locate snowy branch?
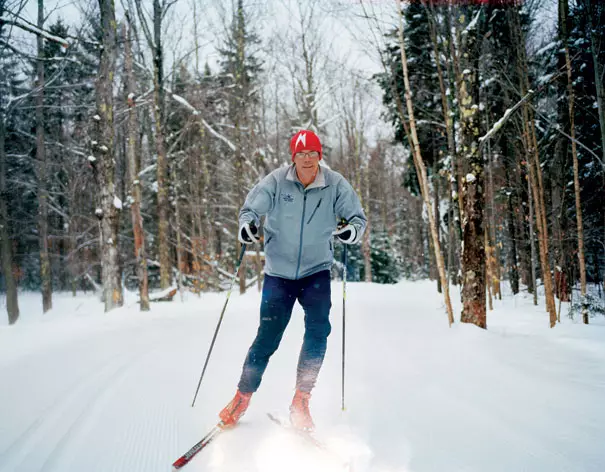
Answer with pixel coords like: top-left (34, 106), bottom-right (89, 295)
top-left (1, 17), bottom-right (69, 48)
top-left (478, 71), bottom-right (562, 148)
top-left (167, 91), bottom-right (237, 151)
top-left (462, 10), bottom-right (482, 35)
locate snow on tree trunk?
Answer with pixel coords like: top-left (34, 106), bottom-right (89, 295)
top-left (36, 0), bottom-right (52, 313)
top-left (125, 18), bottom-right (149, 312)
top-left (0, 108), bottom-right (19, 324)
top-left (94, 0), bottom-right (123, 312)
top-left (456, 6), bottom-right (486, 329)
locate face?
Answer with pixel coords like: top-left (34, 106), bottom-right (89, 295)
top-left (293, 151), bottom-right (320, 174)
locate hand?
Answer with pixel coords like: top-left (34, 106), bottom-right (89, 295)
top-left (334, 223), bottom-right (358, 244)
top-left (239, 222), bottom-right (260, 244)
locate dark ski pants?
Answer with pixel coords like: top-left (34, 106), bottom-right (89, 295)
top-left (238, 270), bottom-right (332, 394)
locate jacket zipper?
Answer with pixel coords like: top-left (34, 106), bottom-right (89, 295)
top-left (306, 198), bottom-right (322, 224)
top-left (295, 191), bottom-right (307, 279)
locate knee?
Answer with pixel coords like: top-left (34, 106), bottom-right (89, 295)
top-left (305, 319), bottom-right (331, 339)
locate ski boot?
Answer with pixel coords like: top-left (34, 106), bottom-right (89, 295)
top-left (289, 389), bottom-right (314, 431)
top-left (219, 390), bottom-right (252, 428)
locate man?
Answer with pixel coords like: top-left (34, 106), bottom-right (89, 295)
top-left (219, 130), bottom-right (366, 431)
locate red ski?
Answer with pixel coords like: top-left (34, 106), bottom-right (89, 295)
top-left (172, 423), bottom-right (223, 470)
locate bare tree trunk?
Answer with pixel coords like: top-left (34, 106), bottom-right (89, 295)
top-left (0, 109), bottom-right (19, 323)
top-left (502, 139), bottom-right (519, 295)
top-left (135, 0), bottom-right (171, 289)
top-left (125, 17), bottom-right (149, 311)
top-left (36, 0), bottom-right (52, 313)
top-left (486, 227), bottom-right (493, 311)
top-left (511, 6), bottom-right (557, 326)
top-left (154, 0), bottom-right (170, 289)
top-left (487, 137), bottom-right (501, 300)
top-left (528, 162), bottom-right (538, 307)
top-left (433, 158), bottom-right (442, 293)
top-left (560, 0), bottom-right (588, 324)
top-left (175, 197), bottom-right (184, 301)
top-left (95, 0), bottom-right (123, 312)
top-left (396, 1), bottom-right (454, 326)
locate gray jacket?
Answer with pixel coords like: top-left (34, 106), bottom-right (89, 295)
top-left (239, 164), bottom-right (367, 280)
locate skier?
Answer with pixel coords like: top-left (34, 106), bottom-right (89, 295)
top-left (218, 130), bottom-right (367, 431)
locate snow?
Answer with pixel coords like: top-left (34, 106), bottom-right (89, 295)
top-left (463, 10), bottom-right (481, 35)
top-left (87, 155), bottom-right (96, 162)
top-left (93, 115), bottom-right (101, 121)
top-left (536, 41), bottom-right (558, 56)
top-left (113, 196), bottom-right (122, 209)
top-left (1, 282), bottom-right (604, 472)
top-left (480, 107), bottom-right (513, 143)
top-left (2, 17), bottom-right (69, 47)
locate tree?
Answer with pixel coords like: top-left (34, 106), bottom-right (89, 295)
top-left (94, 0), bottom-right (123, 311)
top-left (135, 0), bottom-right (178, 290)
top-left (218, 0), bottom-right (263, 294)
top-left (394, 0), bottom-right (454, 326)
top-left (35, 0), bottom-right (52, 312)
top-left (456, 5), bottom-right (487, 329)
top-left (124, 14), bottom-right (150, 311)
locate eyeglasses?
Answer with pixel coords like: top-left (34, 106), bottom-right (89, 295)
top-left (294, 151), bottom-right (320, 159)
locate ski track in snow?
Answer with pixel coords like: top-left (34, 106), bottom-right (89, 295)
top-left (0, 283), bottom-right (604, 472)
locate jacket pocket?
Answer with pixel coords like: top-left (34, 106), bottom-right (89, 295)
top-left (306, 198), bottom-right (322, 224)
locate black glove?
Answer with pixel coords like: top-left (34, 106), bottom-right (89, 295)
top-left (334, 223), bottom-right (358, 244)
top-left (239, 222), bottom-right (260, 244)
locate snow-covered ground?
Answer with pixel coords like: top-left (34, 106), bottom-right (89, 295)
top-left (1, 281), bottom-right (604, 472)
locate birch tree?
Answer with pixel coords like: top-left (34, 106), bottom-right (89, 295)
top-left (396, 0), bottom-right (454, 326)
top-left (560, 0), bottom-right (588, 323)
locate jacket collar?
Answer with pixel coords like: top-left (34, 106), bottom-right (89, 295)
top-left (286, 164), bottom-right (327, 190)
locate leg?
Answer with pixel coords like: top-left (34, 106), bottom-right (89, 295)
top-left (295, 270), bottom-right (332, 392)
top-left (237, 274), bottom-right (296, 393)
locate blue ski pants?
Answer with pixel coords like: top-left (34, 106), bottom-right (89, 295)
top-left (238, 270), bottom-right (332, 393)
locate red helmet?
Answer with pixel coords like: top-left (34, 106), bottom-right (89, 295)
top-left (290, 130), bottom-right (322, 162)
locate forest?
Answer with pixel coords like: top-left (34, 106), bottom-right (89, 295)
top-left (1, 0), bottom-right (604, 328)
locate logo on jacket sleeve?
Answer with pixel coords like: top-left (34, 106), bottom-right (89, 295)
top-left (281, 193), bottom-right (294, 203)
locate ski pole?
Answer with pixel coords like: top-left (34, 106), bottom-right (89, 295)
top-left (341, 243), bottom-right (347, 411)
top-left (191, 244), bottom-right (247, 407)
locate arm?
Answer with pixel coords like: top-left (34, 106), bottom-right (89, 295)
top-left (334, 177), bottom-right (367, 243)
top-left (239, 173), bottom-right (277, 227)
